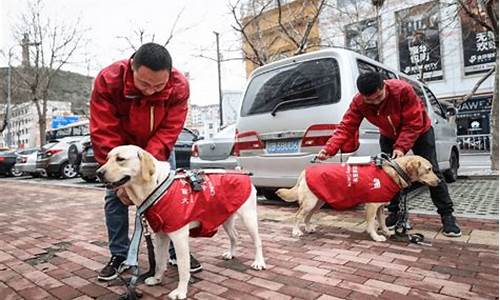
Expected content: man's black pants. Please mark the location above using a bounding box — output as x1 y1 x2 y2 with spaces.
379 127 454 216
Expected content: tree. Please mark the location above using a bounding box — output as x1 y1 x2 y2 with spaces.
115 8 186 52
451 0 498 170
9 0 87 146
230 0 327 74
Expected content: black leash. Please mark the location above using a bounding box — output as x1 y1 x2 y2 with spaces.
374 153 432 247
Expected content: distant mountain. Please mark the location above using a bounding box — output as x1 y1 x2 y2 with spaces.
0 67 94 114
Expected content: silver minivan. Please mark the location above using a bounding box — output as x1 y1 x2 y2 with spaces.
235 48 459 198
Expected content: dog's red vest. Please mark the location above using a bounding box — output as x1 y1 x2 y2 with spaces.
305 163 400 210
145 173 252 237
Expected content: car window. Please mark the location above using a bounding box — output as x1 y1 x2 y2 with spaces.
214 125 236 139
423 86 445 118
399 77 428 110
178 130 195 142
357 60 397 79
241 58 341 116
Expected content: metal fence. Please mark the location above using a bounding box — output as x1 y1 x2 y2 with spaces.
458 134 491 152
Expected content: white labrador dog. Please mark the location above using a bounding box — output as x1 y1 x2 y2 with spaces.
97 145 266 300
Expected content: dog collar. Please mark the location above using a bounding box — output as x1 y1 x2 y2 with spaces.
124 170 176 270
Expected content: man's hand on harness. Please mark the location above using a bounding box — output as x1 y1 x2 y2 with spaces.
392 149 404 159
316 149 330 161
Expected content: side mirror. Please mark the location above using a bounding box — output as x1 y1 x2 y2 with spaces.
446 106 457 117
194 136 204 141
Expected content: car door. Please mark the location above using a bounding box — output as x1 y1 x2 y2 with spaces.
422 86 455 167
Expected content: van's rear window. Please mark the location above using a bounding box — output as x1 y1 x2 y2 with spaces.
241 58 341 116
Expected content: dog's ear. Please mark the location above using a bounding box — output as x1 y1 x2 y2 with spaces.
406 159 421 178
139 150 156 181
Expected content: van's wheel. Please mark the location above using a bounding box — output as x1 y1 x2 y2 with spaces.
81 175 97 183
60 162 78 179
444 152 458 183
260 189 284 202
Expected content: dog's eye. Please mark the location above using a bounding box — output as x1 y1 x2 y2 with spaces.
116 157 125 162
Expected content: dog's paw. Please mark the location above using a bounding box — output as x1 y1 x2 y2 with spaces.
222 251 234 260
371 234 387 242
292 229 304 237
168 288 187 299
382 229 394 237
251 260 266 271
304 224 317 234
145 276 162 286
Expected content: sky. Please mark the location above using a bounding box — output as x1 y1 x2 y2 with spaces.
0 0 247 105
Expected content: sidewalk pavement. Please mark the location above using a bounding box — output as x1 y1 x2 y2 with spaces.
0 181 498 300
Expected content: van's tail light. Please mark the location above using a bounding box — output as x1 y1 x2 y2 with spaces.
46 149 63 157
0 157 4 161
191 144 199 157
233 130 264 156
301 124 337 147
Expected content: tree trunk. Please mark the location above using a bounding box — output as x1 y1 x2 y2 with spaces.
491 53 499 170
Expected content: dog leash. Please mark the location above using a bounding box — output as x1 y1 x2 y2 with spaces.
118 170 176 300
375 154 432 247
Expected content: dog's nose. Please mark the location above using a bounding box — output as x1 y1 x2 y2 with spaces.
96 169 106 182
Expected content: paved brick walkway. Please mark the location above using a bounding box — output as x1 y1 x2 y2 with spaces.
0 182 498 300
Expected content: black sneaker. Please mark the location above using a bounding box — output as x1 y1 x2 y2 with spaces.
385 212 413 230
441 214 462 237
98 255 127 281
385 212 399 229
168 254 203 273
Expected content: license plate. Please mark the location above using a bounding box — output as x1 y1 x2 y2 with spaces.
266 139 300 154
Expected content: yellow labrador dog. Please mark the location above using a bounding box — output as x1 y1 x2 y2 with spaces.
276 155 440 242
97 145 266 300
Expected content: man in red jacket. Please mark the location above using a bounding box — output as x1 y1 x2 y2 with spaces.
90 43 201 281
317 71 461 237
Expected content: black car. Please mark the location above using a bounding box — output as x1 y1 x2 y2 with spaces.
0 150 23 177
69 128 200 182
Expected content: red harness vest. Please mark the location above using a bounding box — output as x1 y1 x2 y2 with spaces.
305 163 400 210
145 173 252 237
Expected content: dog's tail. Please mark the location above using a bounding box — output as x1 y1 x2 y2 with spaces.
275 171 304 202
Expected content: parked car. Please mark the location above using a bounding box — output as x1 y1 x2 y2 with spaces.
68 136 98 182
14 148 44 177
37 136 84 179
190 124 238 169
234 48 460 199
175 128 200 168
0 150 23 177
68 128 200 182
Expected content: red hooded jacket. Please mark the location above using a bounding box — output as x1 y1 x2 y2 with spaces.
145 173 252 237
323 80 431 156
305 163 400 210
90 59 189 164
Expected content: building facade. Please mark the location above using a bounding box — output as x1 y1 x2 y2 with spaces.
241 0 496 151
0 101 72 148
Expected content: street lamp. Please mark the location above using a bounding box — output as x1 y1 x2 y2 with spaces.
214 31 223 128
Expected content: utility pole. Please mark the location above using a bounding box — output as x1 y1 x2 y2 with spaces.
6 46 15 148
214 31 223 128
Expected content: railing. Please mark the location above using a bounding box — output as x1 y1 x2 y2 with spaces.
458 134 491 152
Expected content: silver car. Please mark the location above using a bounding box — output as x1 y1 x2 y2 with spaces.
235 48 459 199
36 136 84 179
14 148 45 177
190 124 238 169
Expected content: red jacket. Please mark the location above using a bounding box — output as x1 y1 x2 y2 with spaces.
145 173 252 237
323 80 431 156
90 59 189 164
305 163 400 210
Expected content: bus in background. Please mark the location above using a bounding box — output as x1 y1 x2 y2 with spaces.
45 120 89 141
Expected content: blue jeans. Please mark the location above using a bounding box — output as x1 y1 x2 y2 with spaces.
104 151 176 258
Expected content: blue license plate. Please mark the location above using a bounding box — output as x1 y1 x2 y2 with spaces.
266 139 300 154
